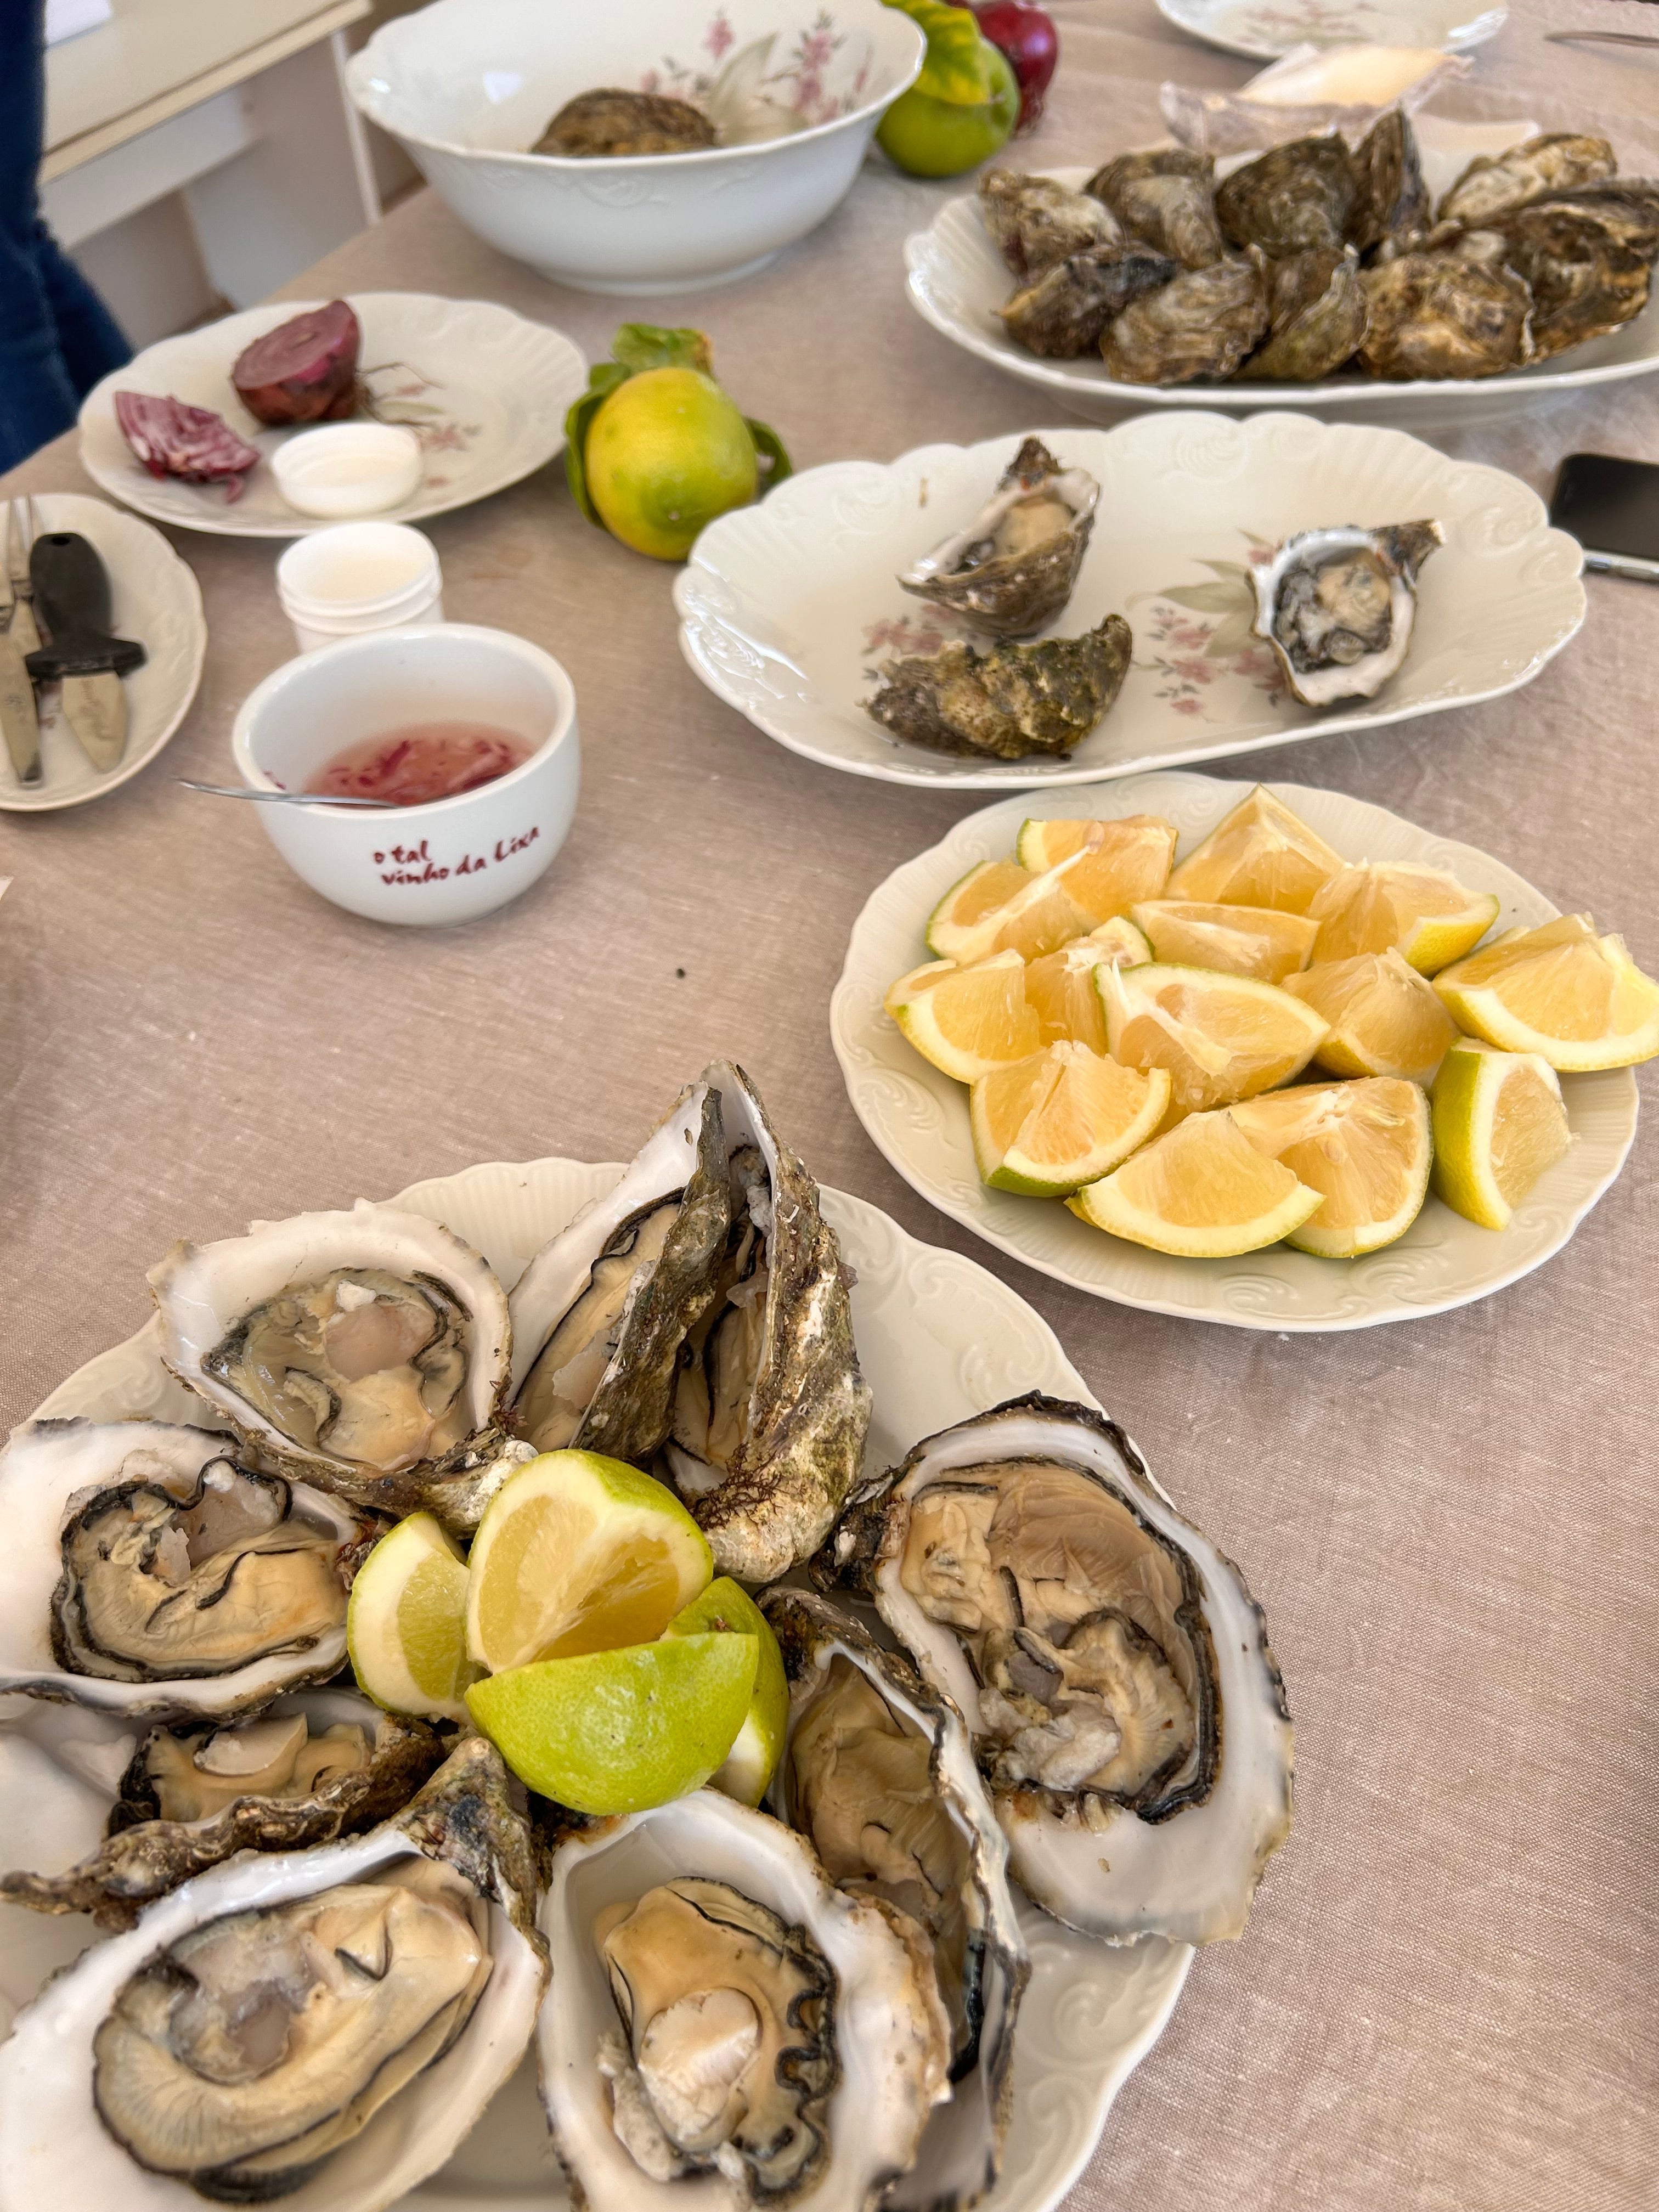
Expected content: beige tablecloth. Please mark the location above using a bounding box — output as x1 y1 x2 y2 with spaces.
2 4 1655 2206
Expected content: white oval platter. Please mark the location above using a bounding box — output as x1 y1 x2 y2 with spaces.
1155 0 1505 63
3 1154 1194 2212
78 294 587 538
831 771 1640 1330
675 412 1583 789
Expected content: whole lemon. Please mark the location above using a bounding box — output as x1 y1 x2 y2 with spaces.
584 365 759 561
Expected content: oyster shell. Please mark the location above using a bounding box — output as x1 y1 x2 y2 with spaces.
0 1688 445 1929
764 1590 1028 2212
825 1395 1294 1945
1483 188 1659 360
1254 521 1443 706
0 1736 547 2212
533 89 716 157
996 241 1178 358
1437 132 1616 227
898 437 1100 640
1215 135 1357 257
1101 251 1269 383
0 1419 372 1718
1348 108 1428 254
978 168 1121 280
1239 246 1367 381
1358 252 1532 379
537 1787 950 2210
150 1200 512 1526
1086 147 1223 269
866 615 1133 761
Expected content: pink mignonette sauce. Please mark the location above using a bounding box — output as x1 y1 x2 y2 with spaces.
304 721 534 806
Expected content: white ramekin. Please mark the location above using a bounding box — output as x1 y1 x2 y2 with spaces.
272 422 425 517
276 521 444 653
230 624 579 926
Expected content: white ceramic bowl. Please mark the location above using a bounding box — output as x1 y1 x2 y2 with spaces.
230 625 579 926
270 422 425 518
346 0 926 294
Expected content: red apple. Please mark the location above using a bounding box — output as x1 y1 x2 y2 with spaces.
968 0 1059 133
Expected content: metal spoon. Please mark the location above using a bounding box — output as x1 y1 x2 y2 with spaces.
177 779 399 809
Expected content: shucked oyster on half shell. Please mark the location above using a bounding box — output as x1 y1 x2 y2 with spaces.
866 616 1133 761
826 1395 1294 1946
1254 521 1443 706
507 1063 872 1583
0 1686 445 1929
0 1419 373 1718
898 437 1100 641
537 1787 950 2210
0 1736 548 2212
763 1590 1028 2212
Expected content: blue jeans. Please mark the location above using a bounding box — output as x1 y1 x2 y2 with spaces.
0 0 131 473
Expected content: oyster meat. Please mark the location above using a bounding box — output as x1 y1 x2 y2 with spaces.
1239 246 1367 381
1086 147 1223 269
1358 252 1532 379
0 1737 548 2212
826 1396 1294 1946
0 1419 371 1718
1254 520 1443 706
996 241 1177 358
1101 251 1269 384
765 1590 1028 2212
1 1689 444 1928
867 614 1132 761
1437 131 1616 227
151 1199 512 1526
898 437 1100 640
532 89 716 157
537 1788 950 2211
978 168 1121 280
1347 108 1428 255
1215 135 1357 257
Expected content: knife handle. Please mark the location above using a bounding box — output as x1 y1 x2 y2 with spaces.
31 533 114 639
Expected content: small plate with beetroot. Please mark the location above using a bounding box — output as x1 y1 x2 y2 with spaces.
78 292 588 538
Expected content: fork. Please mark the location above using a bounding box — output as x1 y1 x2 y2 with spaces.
3 499 40 658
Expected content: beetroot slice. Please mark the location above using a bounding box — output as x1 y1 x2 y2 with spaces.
113 392 261 503
232 300 362 427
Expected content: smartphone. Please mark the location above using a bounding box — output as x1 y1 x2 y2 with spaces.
1549 452 1659 582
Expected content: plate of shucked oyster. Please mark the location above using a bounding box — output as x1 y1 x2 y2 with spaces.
674 413 1583 786
0 1062 1296 2212
904 109 1659 419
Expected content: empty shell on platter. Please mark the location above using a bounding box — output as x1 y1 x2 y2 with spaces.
149 1200 512 1526
536 1787 950 2211
0 1418 374 1718
763 1589 1028 2212
0 1736 548 2212
866 615 1133 762
1254 520 1443 706
978 168 1121 280
825 1395 1294 1946
898 437 1100 641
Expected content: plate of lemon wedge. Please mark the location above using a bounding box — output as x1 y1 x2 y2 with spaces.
831 773 1652 1329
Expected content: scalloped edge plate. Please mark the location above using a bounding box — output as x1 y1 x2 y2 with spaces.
831 771 1640 1330
1154 0 1506 63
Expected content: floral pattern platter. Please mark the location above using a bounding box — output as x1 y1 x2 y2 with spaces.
675 412 1584 789
78 294 587 538
1154 0 1505 62
5 1154 1192 2212
832 772 1640 1330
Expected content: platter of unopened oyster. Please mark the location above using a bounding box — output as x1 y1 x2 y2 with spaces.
0 1062 1295 2212
904 109 1659 420
675 411 1582 786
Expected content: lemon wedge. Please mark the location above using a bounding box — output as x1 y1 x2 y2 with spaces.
1015 814 1177 920
887 950 1041 1080
1308 862 1500 973
1164 786 1345 913
1130 899 1319 983
346 1511 476 1723
970 1043 1171 1194
1099 961 1329 1120
1068 1108 1324 1256
1429 1036 1572 1229
1433 913 1659 1070
1230 1078 1432 1257
1285 949 1458 1083
924 855 1095 963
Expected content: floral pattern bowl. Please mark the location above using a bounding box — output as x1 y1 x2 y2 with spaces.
348 0 924 295
674 410 1585 788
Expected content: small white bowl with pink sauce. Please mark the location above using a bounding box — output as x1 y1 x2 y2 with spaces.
230 624 579 925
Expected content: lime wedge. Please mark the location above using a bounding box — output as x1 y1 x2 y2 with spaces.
665 1578 789 1806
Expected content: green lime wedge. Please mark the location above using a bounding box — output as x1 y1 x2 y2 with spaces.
665 1578 790 1807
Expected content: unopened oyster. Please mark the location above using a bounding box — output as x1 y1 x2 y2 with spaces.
0 1737 547 2212
0 1419 372 1718
979 168 1120 279
1 1688 444 1928
1215 135 1357 257
1240 246 1367 381
1437 131 1616 227
826 1396 1294 1945
1359 252 1532 379
997 241 1177 357
537 1787 950 2211
899 437 1099 640
150 1200 512 1527
765 1590 1028 2212
1254 521 1443 706
1485 190 1659 359
533 88 716 157
1348 108 1428 254
1101 250 1269 383
867 614 1132 761
1086 146 1222 269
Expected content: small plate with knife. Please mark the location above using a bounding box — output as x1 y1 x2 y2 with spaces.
0 493 205 812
